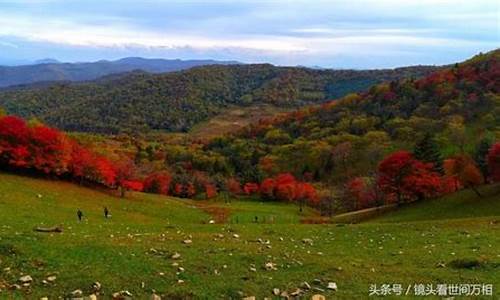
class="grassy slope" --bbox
[368,184,500,223]
[0,173,499,299]
[188,104,292,139]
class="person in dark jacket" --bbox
[77,209,83,222]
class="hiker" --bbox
[77,209,83,222]
[254,216,258,223]
[104,207,109,218]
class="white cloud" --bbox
[1,12,494,57]
[0,40,18,48]
[0,13,308,52]
[0,0,497,68]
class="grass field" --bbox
[0,172,499,299]
[189,104,292,139]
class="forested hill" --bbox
[0,63,439,133]
[207,50,499,187]
[0,57,240,88]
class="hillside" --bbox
[0,172,498,299]
[197,50,499,194]
[0,57,240,88]
[368,184,500,223]
[0,64,438,133]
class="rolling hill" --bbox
[0,64,439,133]
[199,49,499,189]
[0,57,240,88]
[0,172,498,298]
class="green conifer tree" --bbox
[413,133,444,173]
[474,138,492,180]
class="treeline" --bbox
[0,111,319,206]
[0,64,438,133]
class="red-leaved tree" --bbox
[345,177,377,210]
[259,173,318,208]
[0,116,30,168]
[243,182,259,195]
[143,172,172,195]
[444,155,484,197]
[377,151,442,204]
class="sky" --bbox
[0,0,498,68]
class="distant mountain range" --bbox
[0,57,241,87]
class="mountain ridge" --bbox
[0,57,241,88]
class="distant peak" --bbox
[35,58,60,64]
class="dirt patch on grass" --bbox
[449,258,485,269]
[194,202,232,223]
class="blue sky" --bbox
[0,0,498,68]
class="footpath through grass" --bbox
[0,173,499,299]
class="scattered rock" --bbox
[301,281,311,290]
[302,238,313,245]
[242,297,256,300]
[327,282,338,291]
[233,234,240,239]
[112,290,133,300]
[264,262,277,271]
[178,267,185,272]
[290,288,303,296]
[37,194,43,198]
[18,275,33,283]
[272,288,280,296]
[9,284,21,290]
[71,289,83,297]
[171,252,181,259]
[40,297,49,300]
[182,239,192,244]
[249,267,257,272]
[313,287,325,293]
[46,275,56,283]
[151,293,161,300]
[88,294,98,300]
[92,281,102,291]
[177,279,184,284]
[313,279,322,285]
[209,220,215,224]
[311,294,326,300]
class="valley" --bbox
[0,173,498,299]
[0,12,498,298]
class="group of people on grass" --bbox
[76,207,110,221]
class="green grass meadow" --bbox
[0,173,499,299]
